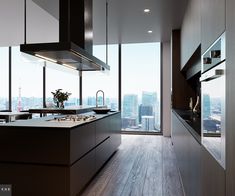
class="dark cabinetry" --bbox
[171,30,195,110]
[171,111,201,196]
[201,146,225,196]
[109,112,122,152]
[226,0,235,194]
[180,0,201,69]
[0,112,121,196]
[96,116,110,145]
[70,122,95,163]
[201,0,225,53]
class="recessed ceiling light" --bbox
[144,9,150,13]
[148,30,153,33]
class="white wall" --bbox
[26,0,59,43]
[162,42,171,137]
[0,0,24,46]
[0,0,59,46]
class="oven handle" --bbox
[200,69,224,82]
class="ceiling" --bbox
[32,0,189,44]
[107,0,189,44]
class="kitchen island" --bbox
[0,111,121,196]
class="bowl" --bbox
[93,107,111,114]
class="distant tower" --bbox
[17,86,23,112]
[142,116,155,131]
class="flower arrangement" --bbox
[51,89,71,108]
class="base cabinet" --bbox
[201,146,225,196]
[171,111,201,196]
[0,112,121,196]
[70,151,96,196]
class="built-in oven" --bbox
[200,32,226,169]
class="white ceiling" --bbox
[107,0,189,44]
[32,0,189,44]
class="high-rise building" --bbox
[142,91,157,106]
[87,96,96,106]
[122,117,138,129]
[17,86,22,112]
[139,104,153,123]
[203,94,211,119]
[122,94,138,125]
[141,91,159,130]
[142,116,154,131]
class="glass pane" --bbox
[202,63,225,165]
[121,42,161,132]
[83,44,118,110]
[12,46,43,111]
[0,47,9,110]
[46,62,79,108]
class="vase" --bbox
[59,102,64,108]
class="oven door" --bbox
[200,62,225,168]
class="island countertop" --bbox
[28,106,95,117]
[0,111,120,129]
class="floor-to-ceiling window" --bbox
[12,46,43,111]
[0,47,9,110]
[46,62,79,107]
[82,44,118,110]
[121,42,161,132]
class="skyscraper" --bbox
[142,91,157,106]
[203,94,211,119]
[142,116,154,131]
[141,91,159,130]
[122,94,138,126]
[139,104,153,123]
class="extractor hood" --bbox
[20,0,110,71]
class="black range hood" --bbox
[20,0,110,71]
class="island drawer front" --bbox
[109,113,121,153]
[0,127,70,165]
[70,122,96,164]
[70,150,95,196]
[96,116,110,145]
[95,137,112,172]
[0,162,69,196]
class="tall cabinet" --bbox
[180,0,201,69]
[201,0,226,53]
[226,0,235,195]
[200,0,226,195]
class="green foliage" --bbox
[51,89,72,103]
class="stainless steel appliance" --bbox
[200,32,226,168]
[48,114,96,123]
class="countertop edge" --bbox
[0,111,121,129]
[172,109,201,144]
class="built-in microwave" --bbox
[202,32,225,73]
[200,32,226,169]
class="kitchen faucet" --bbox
[96,90,105,108]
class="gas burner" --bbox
[50,114,96,122]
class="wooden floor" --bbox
[81,135,184,196]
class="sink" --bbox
[93,107,111,114]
